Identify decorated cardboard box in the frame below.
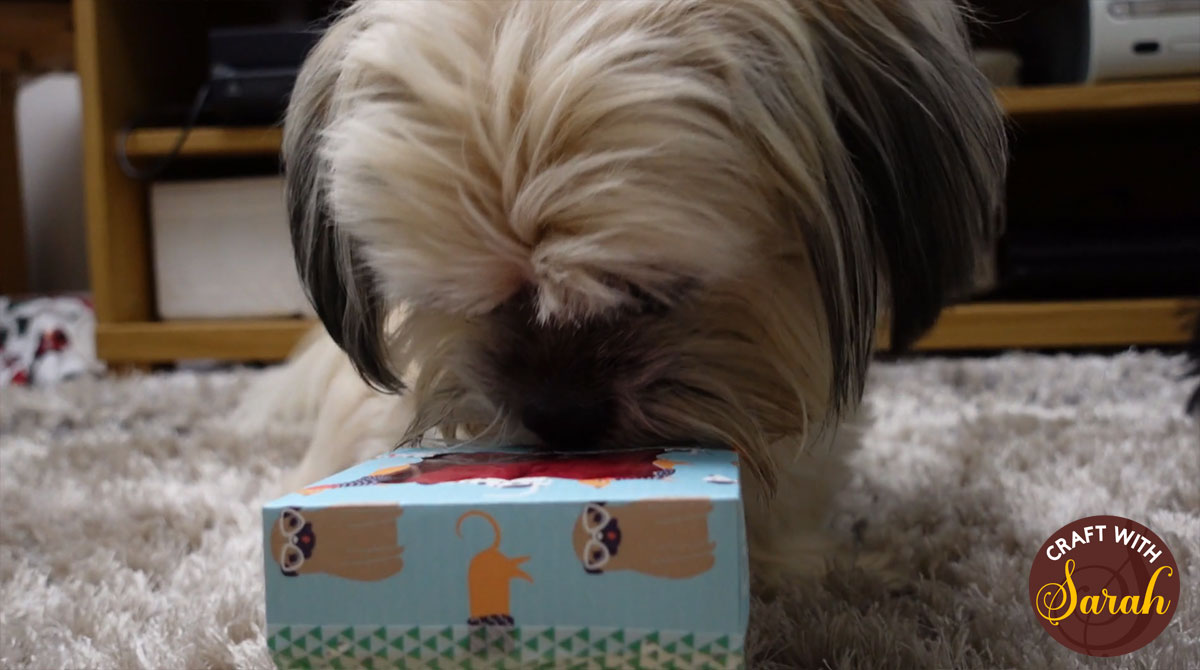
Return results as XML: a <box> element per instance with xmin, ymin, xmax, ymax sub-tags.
<box><xmin>262</xmin><ymin>445</ymin><xmax>748</xmax><ymax>669</ymax></box>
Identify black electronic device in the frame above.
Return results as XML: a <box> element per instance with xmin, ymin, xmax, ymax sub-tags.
<box><xmin>203</xmin><ymin>26</ymin><xmax>324</xmax><ymax>125</ymax></box>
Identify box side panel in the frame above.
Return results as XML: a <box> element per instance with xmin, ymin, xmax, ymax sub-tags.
<box><xmin>262</xmin><ymin>507</ymin><xmax>283</xmax><ymax>627</ymax></box>
<box><xmin>263</xmin><ymin>448</ymin><xmax>748</xmax><ymax>668</ymax></box>
<box><xmin>265</xmin><ymin>499</ymin><xmax>742</xmax><ymax>631</ymax></box>
<box><xmin>734</xmin><ymin>494</ymin><xmax>750</xmax><ymax>635</ymax></box>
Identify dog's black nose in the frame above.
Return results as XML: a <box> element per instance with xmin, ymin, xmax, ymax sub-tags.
<box><xmin>520</xmin><ymin>395</ymin><xmax>612</xmax><ymax>448</ymax></box>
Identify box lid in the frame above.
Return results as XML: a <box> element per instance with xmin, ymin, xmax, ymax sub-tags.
<box><xmin>264</xmin><ymin>445</ymin><xmax>743</xmax><ymax>509</ymax></box>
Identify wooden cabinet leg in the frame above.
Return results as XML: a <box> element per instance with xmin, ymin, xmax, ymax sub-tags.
<box><xmin>0</xmin><ymin>70</ymin><xmax>30</xmax><ymax>295</ymax></box>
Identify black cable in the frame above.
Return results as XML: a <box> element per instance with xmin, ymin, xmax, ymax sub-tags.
<box><xmin>115</xmin><ymin>82</ymin><xmax>212</xmax><ymax>181</ymax></box>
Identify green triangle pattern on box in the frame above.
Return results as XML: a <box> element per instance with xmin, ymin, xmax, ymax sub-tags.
<box><xmin>268</xmin><ymin>624</ymin><xmax>744</xmax><ymax>669</ymax></box>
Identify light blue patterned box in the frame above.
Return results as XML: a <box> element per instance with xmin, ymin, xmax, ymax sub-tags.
<box><xmin>263</xmin><ymin>445</ymin><xmax>748</xmax><ymax>669</ymax></box>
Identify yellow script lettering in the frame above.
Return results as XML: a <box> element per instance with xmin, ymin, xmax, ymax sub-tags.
<box><xmin>1036</xmin><ymin>559</ymin><xmax>1078</xmax><ymax>625</ymax></box>
<box><xmin>1141</xmin><ymin>565</ymin><xmax>1174</xmax><ymax>615</ymax></box>
<box><xmin>1117</xmin><ymin>593</ymin><xmax>1140</xmax><ymax>614</ymax></box>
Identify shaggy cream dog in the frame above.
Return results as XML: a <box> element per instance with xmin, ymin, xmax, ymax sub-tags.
<box><xmin>243</xmin><ymin>0</ymin><xmax>1007</xmax><ymax>581</ymax></box>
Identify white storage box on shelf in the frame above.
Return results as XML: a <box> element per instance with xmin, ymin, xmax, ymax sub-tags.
<box><xmin>150</xmin><ymin>176</ymin><xmax>314</xmax><ymax>320</ymax></box>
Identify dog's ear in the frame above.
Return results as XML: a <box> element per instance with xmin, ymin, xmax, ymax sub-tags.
<box><xmin>814</xmin><ymin>2</ymin><xmax>1008</xmax><ymax>351</ymax></box>
<box><xmin>283</xmin><ymin>11</ymin><xmax>403</xmax><ymax>393</ymax></box>
<box><xmin>728</xmin><ymin>1</ymin><xmax>1006</xmax><ymax>413</ymax></box>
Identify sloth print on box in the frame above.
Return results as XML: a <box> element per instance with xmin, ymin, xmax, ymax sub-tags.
<box><xmin>269</xmin><ymin>506</ymin><xmax>405</xmax><ymax>581</ymax></box>
<box><xmin>573</xmin><ymin>500</ymin><xmax>715</xmax><ymax>579</ymax></box>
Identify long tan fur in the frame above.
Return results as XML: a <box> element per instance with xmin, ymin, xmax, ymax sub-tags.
<box><xmin>245</xmin><ymin>0</ymin><xmax>1007</xmax><ymax>580</ymax></box>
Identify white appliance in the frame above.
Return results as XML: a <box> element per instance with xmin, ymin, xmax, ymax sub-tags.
<box><xmin>1090</xmin><ymin>0</ymin><xmax>1200</xmax><ymax>81</ymax></box>
<box><xmin>1024</xmin><ymin>0</ymin><xmax>1200</xmax><ymax>84</ymax></box>
<box><xmin>150</xmin><ymin>175</ymin><xmax>314</xmax><ymax>319</ymax></box>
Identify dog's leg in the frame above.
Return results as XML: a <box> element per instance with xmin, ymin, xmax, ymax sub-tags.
<box><xmin>233</xmin><ymin>328</ymin><xmax>353</xmax><ymax>430</ymax></box>
<box><xmin>743</xmin><ymin>413</ymin><xmax>865</xmax><ymax>589</ymax></box>
<box><xmin>235</xmin><ymin>329</ymin><xmax>414</xmax><ymax>496</ymax></box>
<box><xmin>279</xmin><ymin>371</ymin><xmax>413</xmax><ymax>495</ymax></box>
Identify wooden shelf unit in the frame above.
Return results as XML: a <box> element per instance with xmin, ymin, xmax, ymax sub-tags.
<box><xmin>76</xmin><ymin>0</ymin><xmax>1199</xmax><ymax>365</ymax></box>
<box><xmin>121</xmin><ymin>78</ymin><xmax>1200</xmax><ymax>159</ymax></box>
<box><xmin>94</xmin><ymin>297</ymin><xmax>1200</xmax><ymax>364</ymax></box>
<box><xmin>887</xmin><ymin>298</ymin><xmax>1198</xmax><ymax>352</ymax></box>
<box><xmin>123</xmin><ymin>125</ymin><xmax>283</xmax><ymax>158</ymax></box>
<box><xmin>996</xmin><ymin>78</ymin><xmax>1200</xmax><ymax>117</ymax></box>
<box><xmin>99</xmin><ymin>319</ymin><xmax>314</xmax><ymax>362</ymax></box>
<box><xmin>97</xmin><ymin>318</ymin><xmax>316</xmax><ymax>363</ymax></box>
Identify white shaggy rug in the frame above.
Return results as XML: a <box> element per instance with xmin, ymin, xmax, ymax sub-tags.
<box><xmin>1</xmin><ymin>352</ymin><xmax>1197</xmax><ymax>669</ymax></box>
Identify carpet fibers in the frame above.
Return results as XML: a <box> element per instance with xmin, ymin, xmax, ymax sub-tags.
<box><xmin>1</xmin><ymin>352</ymin><xmax>1197</xmax><ymax>669</ymax></box>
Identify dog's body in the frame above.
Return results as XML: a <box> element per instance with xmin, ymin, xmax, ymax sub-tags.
<box><xmin>243</xmin><ymin>0</ymin><xmax>1007</xmax><ymax>582</ymax></box>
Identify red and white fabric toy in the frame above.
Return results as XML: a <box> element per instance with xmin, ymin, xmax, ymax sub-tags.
<box><xmin>0</xmin><ymin>295</ymin><xmax>103</xmax><ymax>387</ymax></box>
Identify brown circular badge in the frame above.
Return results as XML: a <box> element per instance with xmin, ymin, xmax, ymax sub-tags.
<box><xmin>1029</xmin><ymin>515</ymin><xmax>1179</xmax><ymax>657</ymax></box>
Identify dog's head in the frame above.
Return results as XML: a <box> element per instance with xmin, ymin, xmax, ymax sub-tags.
<box><xmin>284</xmin><ymin>0</ymin><xmax>1006</xmax><ymax>486</ymax></box>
